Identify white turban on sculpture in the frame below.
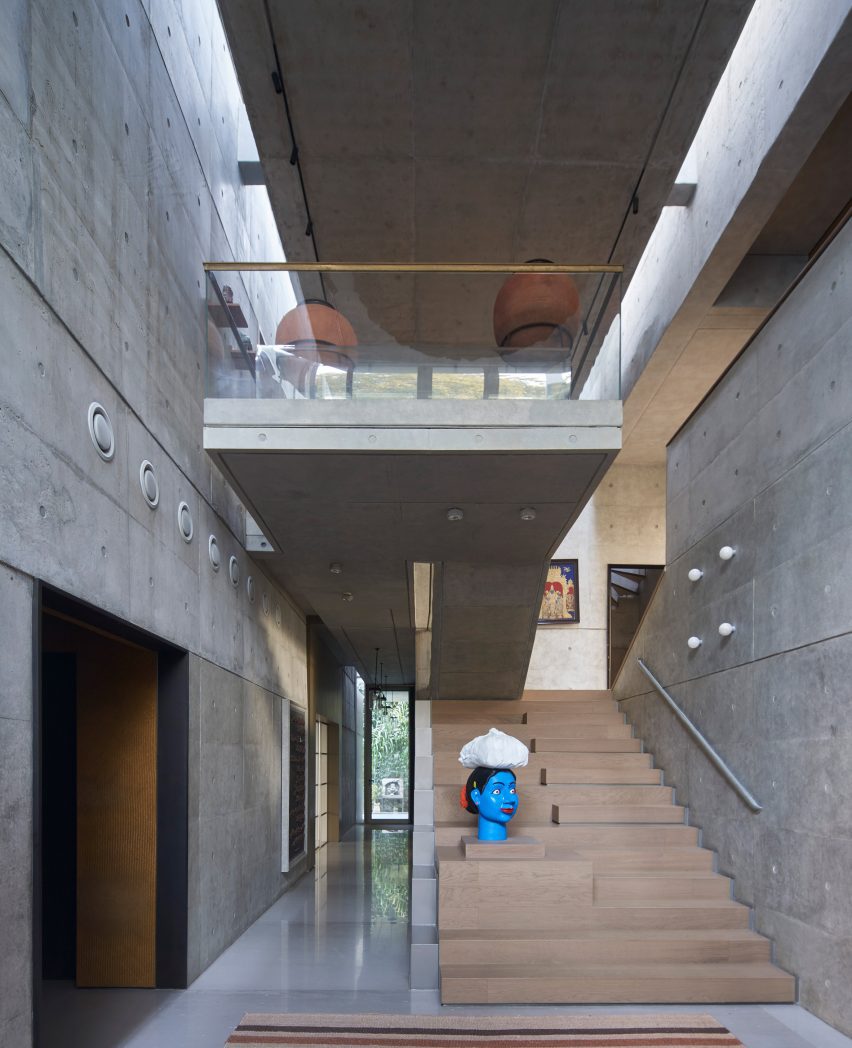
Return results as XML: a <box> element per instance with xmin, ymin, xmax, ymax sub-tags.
<box><xmin>458</xmin><ymin>727</ymin><xmax>529</xmax><ymax>770</ymax></box>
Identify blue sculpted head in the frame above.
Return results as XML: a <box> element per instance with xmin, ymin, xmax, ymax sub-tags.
<box><xmin>462</xmin><ymin>767</ymin><xmax>518</xmax><ymax>841</ymax></box>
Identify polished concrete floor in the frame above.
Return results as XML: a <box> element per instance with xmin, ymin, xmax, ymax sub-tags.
<box><xmin>41</xmin><ymin>828</ymin><xmax>851</xmax><ymax>1048</ymax></box>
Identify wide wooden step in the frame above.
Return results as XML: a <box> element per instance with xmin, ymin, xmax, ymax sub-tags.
<box><xmin>434</xmin><ymin>785</ymin><xmax>674</xmax><ymax>824</ymax></box>
<box><xmin>439</xmin><ymin>928</ymin><xmax>771</xmax><ymax>965</ymax></box>
<box><xmin>522</xmin><ymin>690</ymin><xmax>613</xmax><ymax>702</ymax></box>
<box><xmin>576</xmin><ymin>847</ymin><xmax>714</xmax><ymax>872</ymax></box>
<box><xmin>433</xmin><ymin>750</ymin><xmax>655</xmax><ymax>784</ymax></box>
<box><xmin>433</xmin><ymin>723</ymin><xmax>634</xmax><ymax>751</ymax></box>
<box><xmin>594</xmin><ymin>872</ymin><xmax>732</xmax><ymax>903</ymax></box>
<box><xmin>541</xmin><ymin>766</ymin><xmax>662</xmax><ymax>784</ymax></box>
<box><xmin>532</xmin><ymin>735</ymin><xmax>640</xmax><ymax>752</ymax></box>
<box><xmin>433</xmin><ymin>821</ymin><xmax>700</xmax><ymax>848</ymax></box>
<box><xmin>523</xmin><ymin>710</ymin><xmax>626</xmax><ymax>726</ymax></box>
<box><xmin>552</xmin><ymin>803</ymin><xmax>686</xmax><ymax>824</ymax></box>
<box><xmin>440</xmin><ymin>961</ymin><xmax>796</xmax><ymax>1004</ymax></box>
<box><xmin>432</xmin><ymin>699</ymin><xmax>617</xmax><ymax>722</ymax></box>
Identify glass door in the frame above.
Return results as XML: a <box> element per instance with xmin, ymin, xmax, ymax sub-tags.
<box><xmin>366</xmin><ymin>689</ymin><xmax>412</xmax><ymax>824</ymax></box>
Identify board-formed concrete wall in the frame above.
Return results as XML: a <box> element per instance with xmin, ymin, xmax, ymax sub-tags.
<box><xmin>526</xmin><ymin>464</ymin><xmax>666</xmax><ymax>690</ymax></box>
<box><xmin>0</xmin><ymin>0</ymin><xmax>314</xmax><ymax>1039</ymax></box>
<box><xmin>613</xmin><ymin>218</ymin><xmax>852</xmax><ymax>1034</ymax></box>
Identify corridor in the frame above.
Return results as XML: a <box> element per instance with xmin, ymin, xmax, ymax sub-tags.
<box><xmin>39</xmin><ymin>829</ymin><xmax>852</xmax><ymax>1048</ymax></box>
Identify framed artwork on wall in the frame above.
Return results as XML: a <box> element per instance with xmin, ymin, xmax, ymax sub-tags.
<box><xmin>538</xmin><ymin>559</ymin><xmax>580</xmax><ymax>624</ymax></box>
<box><xmin>281</xmin><ymin>701</ymin><xmax>308</xmax><ymax>873</ymax></box>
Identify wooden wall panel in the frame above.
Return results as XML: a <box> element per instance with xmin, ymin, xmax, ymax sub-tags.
<box><xmin>43</xmin><ymin>612</ymin><xmax>158</xmax><ymax>988</ymax></box>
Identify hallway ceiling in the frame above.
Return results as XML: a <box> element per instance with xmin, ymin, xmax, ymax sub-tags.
<box><xmin>215</xmin><ymin>1</ymin><xmax>754</xmax><ymax>690</ymax></box>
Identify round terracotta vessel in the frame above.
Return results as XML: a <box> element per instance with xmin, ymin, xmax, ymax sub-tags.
<box><xmin>493</xmin><ymin>272</ymin><xmax>581</xmax><ymax>349</ymax></box>
<box><xmin>275</xmin><ymin>300</ymin><xmax>357</xmax><ymax>348</ymax></box>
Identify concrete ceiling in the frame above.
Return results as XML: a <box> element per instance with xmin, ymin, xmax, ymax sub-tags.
<box><xmin>220</xmin><ymin>0</ymin><xmax>753</xmax><ymax>344</ymax></box>
<box><xmin>212</xmin><ymin>0</ymin><xmax>756</xmax><ymax>693</ymax></box>
<box><xmin>207</xmin><ymin>399</ymin><xmax>620</xmax><ymax>694</ymax></box>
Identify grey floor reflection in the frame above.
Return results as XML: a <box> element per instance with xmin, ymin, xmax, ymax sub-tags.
<box><xmin>39</xmin><ymin>826</ymin><xmax>850</xmax><ymax>1048</ymax></box>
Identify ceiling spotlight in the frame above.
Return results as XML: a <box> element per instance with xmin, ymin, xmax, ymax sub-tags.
<box><xmin>341</xmin><ymin>591</ymin><xmax>354</xmax><ymax>602</ymax></box>
<box><xmin>446</xmin><ymin>507</ymin><xmax>464</xmax><ymax>522</ymax></box>
<box><xmin>329</xmin><ymin>562</ymin><xmax>343</xmax><ymax>575</ymax></box>
<box><xmin>520</xmin><ymin>507</ymin><xmax>537</xmax><ymax>521</ymax></box>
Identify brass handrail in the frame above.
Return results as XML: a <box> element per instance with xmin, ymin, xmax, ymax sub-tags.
<box><xmin>636</xmin><ymin>659</ymin><xmax>762</xmax><ymax>813</ymax></box>
<box><xmin>203</xmin><ymin>262</ymin><xmax>623</xmax><ymax>273</ymax></box>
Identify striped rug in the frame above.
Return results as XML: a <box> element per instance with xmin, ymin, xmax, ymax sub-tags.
<box><xmin>226</xmin><ymin>1012</ymin><xmax>745</xmax><ymax>1047</ymax></box>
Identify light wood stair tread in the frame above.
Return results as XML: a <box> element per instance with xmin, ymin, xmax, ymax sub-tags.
<box><xmin>440</xmin><ymin>928</ymin><xmax>764</xmax><ymax>942</ymax></box>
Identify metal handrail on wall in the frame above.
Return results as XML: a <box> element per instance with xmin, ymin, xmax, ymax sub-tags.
<box><xmin>635</xmin><ymin>658</ymin><xmax>762</xmax><ymax>813</ymax></box>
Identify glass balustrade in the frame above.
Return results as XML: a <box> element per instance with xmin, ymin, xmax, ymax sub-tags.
<box><xmin>204</xmin><ymin>264</ymin><xmax>621</xmax><ymax>402</ymax></box>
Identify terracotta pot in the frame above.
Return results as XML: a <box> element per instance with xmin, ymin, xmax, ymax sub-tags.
<box><xmin>493</xmin><ymin>273</ymin><xmax>581</xmax><ymax>349</ymax></box>
<box><xmin>275</xmin><ymin>300</ymin><xmax>357</xmax><ymax>348</ymax></box>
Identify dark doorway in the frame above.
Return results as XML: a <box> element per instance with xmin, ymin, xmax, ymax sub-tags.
<box><xmin>607</xmin><ymin>565</ymin><xmax>664</xmax><ymax>685</ymax></box>
<box><xmin>35</xmin><ymin>586</ymin><xmax>190</xmax><ymax>1045</ymax></box>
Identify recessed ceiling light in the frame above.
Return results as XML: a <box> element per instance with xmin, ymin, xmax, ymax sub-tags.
<box><xmin>446</xmin><ymin>507</ymin><xmax>464</xmax><ymax>522</ymax></box>
<box><xmin>341</xmin><ymin>591</ymin><xmax>354</xmax><ymax>602</ymax></box>
<box><xmin>520</xmin><ymin>507</ymin><xmax>537</xmax><ymax>521</ymax></box>
<box><xmin>329</xmin><ymin>562</ymin><xmax>343</xmax><ymax>574</ymax></box>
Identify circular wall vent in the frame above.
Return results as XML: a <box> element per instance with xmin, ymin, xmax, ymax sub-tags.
<box><xmin>177</xmin><ymin>501</ymin><xmax>193</xmax><ymax>542</ymax></box>
<box><xmin>208</xmin><ymin>535</ymin><xmax>221</xmax><ymax>571</ymax></box>
<box><xmin>88</xmin><ymin>403</ymin><xmax>115</xmax><ymax>461</ymax></box>
<box><xmin>139</xmin><ymin>460</ymin><xmax>159</xmax><ymax>508</ymax></box>
<box><xmin>246</xmin><ymin>576</ymin><xmax>255</xmax><ymax>603</ymax></box>
<box><xmin>229</xmin><ymin>555</ymin><xmax>240</xmax><ymax>587</ymax></box>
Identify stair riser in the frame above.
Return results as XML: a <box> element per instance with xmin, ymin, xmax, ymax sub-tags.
<box><xmin>433</xmin><ymin>824</ymin><xmax>700</xmax><ymax>847</ymax></box>
<box><xmin>552</xmin><ymin>805</ymin><xmax>685</xmax><ymax>824</ymax></box>
<box><xmin>594</xmin><ymin>878</ymin><xmax>732</xmax><ymax>903</ymax></box>
<box><xmin>435</xmin><ymin>784</ymin><xmax>672</xmax><ymax>804</ymax></box>
<box><xmin>432</xmin><ymin>702</ymin><xmax>617</xmax><ymax>722</ymax></box>
<box><xmin>441</xmin><ymin>975</ymin><xmax>796</xmax><ymax>1005</ymax></box>
<box><xmin>440</xmin><ymin>939</ymin><xmax>771</xmax><ymax>965</ymax></box>
<box><xmin>432</xmin><ymin>753</ymin><xmax>654</xmax><ymax>783</ymax></box>
<box><xmin>523</xmin><ymin>713</ymin><xmax>626</xmax><ymax>726</ymax></box>
<box><xmin>433</xmin><ymin>725</ymin><xmax>633</xmax><ymax>749</ymax></box>
<box><xmin>532</xmin><ymin>738</ymin><xmax>640</xmax><ymax>751</ymax></box>
<box><xmin>542</xmin><ymin>769</ymin><xmax>663</xmax><ymax>784</ymax></box>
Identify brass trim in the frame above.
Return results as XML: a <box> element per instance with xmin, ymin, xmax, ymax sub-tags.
<box><xmin>203</xmin><ymin>262</ymin><xmax>623</xmax><ymax>274</ymax></box>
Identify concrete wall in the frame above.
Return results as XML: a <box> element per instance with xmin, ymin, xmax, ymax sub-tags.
<box><xmin>525</xmin><ymin>464</ymin><xmax>666</xmax><ymax>690</ymax></box>
<box><xmin>613</xmin><ymin>219</ymin><xmax>852</xmax><ymax>1034</ymax></box>
<box><xmin>0</xmin><ymin>0</ymin><xmax>313</xmax><ymax>1039</ymax></box>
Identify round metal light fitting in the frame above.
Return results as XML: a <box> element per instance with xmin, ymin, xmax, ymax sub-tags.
<box><xmin>329</xmin><ymin>562</ymin><xmax>343</xmax><ymax>575</ymax></box>
<box><xmin>208</xmin><ymin>535</ymin><xmax>221</xmax><ymax>571</ymax></box>
<box><xmin>718</xmin><ymin>621</ymin><xmax>736</xmax><ymax>637</ymax></box>
<box><xmin>687</xmin><ymin>568</ymin><xmax>703</xmax><ymax>582</ymax></box>
<box><xmin>229</xmin><ymin>555</ymin><xmax>240</xmax><ymax>587</ymax></box>
<box><xmin>520</xmin><ymin>507</ymin><xmax>537</xmax><ymax>521</ymax></box>
<box><xmin>246</xmin><ymin>576</ymin><xmax>255</xmax><ymax>603</ymax></box>
<box><xmin>687</xmin><ymin>636</ymin><xmax>702</xmax><ymax>649</ymax></box>
<box><xmin>139</xmin><ymin>460</ymin><xmax>159</xmax><ymax>508</ymax></box>
<box><xmin>446</xmin><ymin>507</ymin><xmax>464</xmax><ymax>522</ymax></box>
<box><xmin>342</xmin><ymin>591</ymin><xmax>354</xmax><ymax>602</ymax></box>
<box><xmin>88</xmin><ymin>402</ymin><xmax>115</xmax><ymax>461</ymax></box>
<box><xmin>719</xmin><ymin>545</ymin><xmax>736</xmax><ymax>561</ymax></box>
<box><xmin>178</xmin><ymin>501</ymin><xmax>194</xmax><ymax>542</ymax></box>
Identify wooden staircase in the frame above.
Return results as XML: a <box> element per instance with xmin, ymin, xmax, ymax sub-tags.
<box><xmin>433</xmin><ymin>689</ymin><xmax>796</xmax><ymax>1004</ymax></box>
